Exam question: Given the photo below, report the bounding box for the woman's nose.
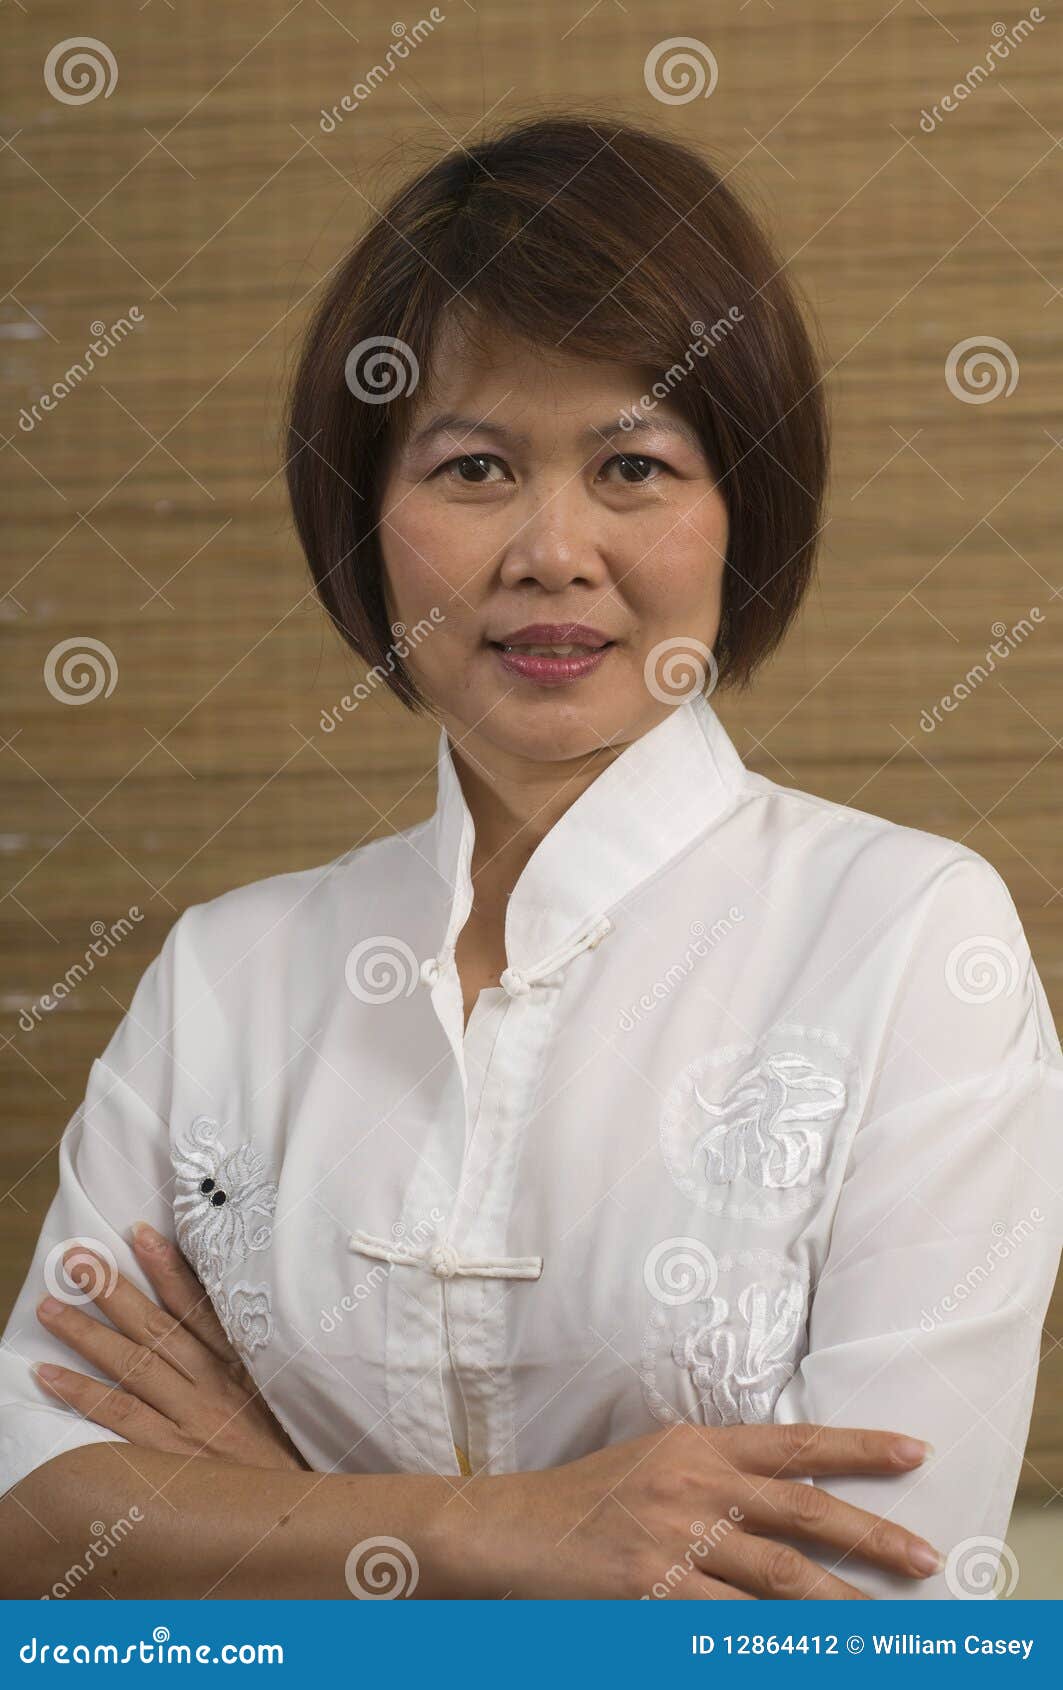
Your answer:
[497,488,610,591]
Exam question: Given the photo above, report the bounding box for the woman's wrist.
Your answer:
[416,1469,526,1599]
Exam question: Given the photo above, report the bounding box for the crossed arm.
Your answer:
[0,1225,944,1600]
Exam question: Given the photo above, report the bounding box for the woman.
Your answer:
[1,113,1060,1603]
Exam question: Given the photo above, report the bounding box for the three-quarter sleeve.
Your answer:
[771,850,1063,1598]
[0,917,184,1498]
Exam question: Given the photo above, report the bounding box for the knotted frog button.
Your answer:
[428,1240,460,1278]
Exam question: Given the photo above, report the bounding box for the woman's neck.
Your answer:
[451,737,619,909]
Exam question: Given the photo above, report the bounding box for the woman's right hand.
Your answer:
[434,1421,943,1599]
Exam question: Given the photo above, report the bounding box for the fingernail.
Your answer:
[131,1221,164,1250]
[37,1296,65,1317]
[909,1540,946,1576]
[891,1437,933,1465]
[36,1363,63,1381]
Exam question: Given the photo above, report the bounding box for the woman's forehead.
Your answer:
[402,328,688,445]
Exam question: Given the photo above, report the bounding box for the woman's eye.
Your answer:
[430,451,669,487]
[601,453,668,484]
[436,452,510,484]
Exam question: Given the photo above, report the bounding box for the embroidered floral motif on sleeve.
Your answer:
[213,1281,274,1357]
[171,1115,278,1361]
[659,1024,859,1219]
[640,1246,810,1428]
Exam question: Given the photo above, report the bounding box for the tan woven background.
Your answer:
[2,3,1060,1498]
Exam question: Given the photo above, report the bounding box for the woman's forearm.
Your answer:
[0,1443,457,1599]
[0,1420,953,1600]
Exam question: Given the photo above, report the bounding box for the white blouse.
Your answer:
[2,690,1061,1599]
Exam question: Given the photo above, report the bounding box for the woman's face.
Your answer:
[378,320,729,769]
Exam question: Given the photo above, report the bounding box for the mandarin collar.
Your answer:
[427,691,746,978]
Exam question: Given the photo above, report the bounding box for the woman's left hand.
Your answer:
[33,1223,310,1472]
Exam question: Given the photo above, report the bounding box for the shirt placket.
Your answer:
[441,981,561,1474]
[350,918,611,1477]
[359,1044,466,1477]
[455,919,615,1471]
[340,962,532,1474]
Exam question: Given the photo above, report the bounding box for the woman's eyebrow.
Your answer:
[407,413,526,451]
[594,416,704,453]
[406,412,703,453]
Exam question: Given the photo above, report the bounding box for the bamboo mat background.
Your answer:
[1,2,1061,1501]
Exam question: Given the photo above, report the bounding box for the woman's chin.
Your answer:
[441,674,660,766]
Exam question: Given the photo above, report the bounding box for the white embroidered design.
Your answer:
[172,1116,278,1295]
[214,1281,274,1361]
[640,1248,808,1428]
[660,1025,857,1218]
[693,1053,840,1187]
[671,1277,807,1424]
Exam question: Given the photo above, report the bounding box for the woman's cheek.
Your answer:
[422,621,479,697]
[650,513,727,608]
[385,506,497,607]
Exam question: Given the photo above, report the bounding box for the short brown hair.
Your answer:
[285,110,830,712]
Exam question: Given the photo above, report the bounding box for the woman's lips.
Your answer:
[488,641,615,686]
[485,622,618,686]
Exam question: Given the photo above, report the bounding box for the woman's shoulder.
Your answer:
[739,763,1020,913]
[738,767,1061,1068]
[165,819,434,978]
